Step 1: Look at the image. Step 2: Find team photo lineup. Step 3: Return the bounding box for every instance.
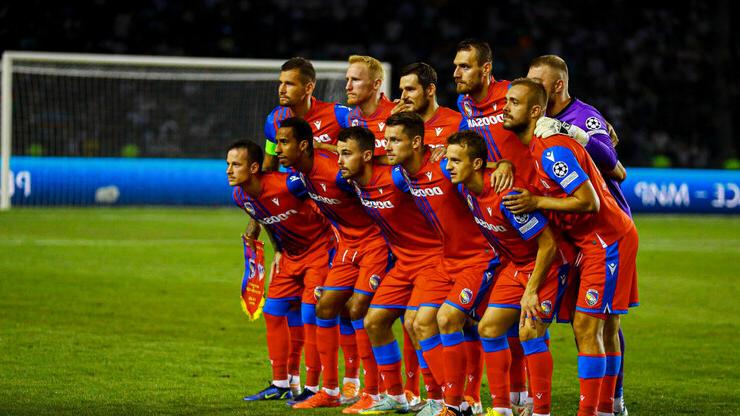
[227,39,637,416]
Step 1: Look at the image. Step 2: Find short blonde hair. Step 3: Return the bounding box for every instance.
[348,55,384,82]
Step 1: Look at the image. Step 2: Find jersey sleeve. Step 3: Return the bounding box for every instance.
[286,172,308,199]
[334,104,352,128]
[573,110,616,170]
[391,165,410,193]
[501,191,548,240]
[264,108,280,156]
[540,145,589,195]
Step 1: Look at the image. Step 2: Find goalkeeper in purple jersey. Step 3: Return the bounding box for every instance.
[527,55,631,218]
[527,55,631,416]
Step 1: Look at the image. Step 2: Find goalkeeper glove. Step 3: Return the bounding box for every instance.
[534,117,589,146]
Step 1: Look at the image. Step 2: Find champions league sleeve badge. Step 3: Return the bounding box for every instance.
[240,235,266,321]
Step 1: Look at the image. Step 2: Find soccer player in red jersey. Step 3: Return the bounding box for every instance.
[227,140,335,404]
[454,41,535,404]
[445,131,573,416]
[335,126,448,413]
[392,62,462,148]
[501,79,638,416]
[273,117,393,410]
[385,112,506,416]
[345,55,396,159]
[263,57,351,171]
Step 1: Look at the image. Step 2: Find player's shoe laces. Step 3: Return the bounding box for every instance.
[414,399,444,416]
[343,393,377,414]
[242,383,292,401]
[340,381,361,405]
[286,388,316,406]
[358,395,410,414]
[465,396,483,415]
[291,390,340,409]
[405,390,422,407]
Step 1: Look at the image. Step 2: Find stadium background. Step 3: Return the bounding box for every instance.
[1,1,738,415]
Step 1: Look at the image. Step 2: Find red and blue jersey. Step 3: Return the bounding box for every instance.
[458,169,549,266]
[353,164,443,264]
[458,79,537,186]
[424,106,462,148]
[264,96,351,155]
[297,150,385,249]
[400,151,495,272]
[232,172,331,256]
[347,94,396,156]
[530,134,634,249]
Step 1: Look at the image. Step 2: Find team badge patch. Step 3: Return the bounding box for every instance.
[459,288,473,305]
[243,202,256,216]
[585,289,599,307]
[463,101,473,117]
[540,300,553,316]
[313,286,323,301]
[585,117,602,130]
[369,274,381,291]
[552,161,569,178]
[513,213,530,224]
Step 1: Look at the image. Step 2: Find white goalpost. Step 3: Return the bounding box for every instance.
[0,51,392,209]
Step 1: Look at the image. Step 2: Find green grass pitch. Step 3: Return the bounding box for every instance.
[1,208,738,415]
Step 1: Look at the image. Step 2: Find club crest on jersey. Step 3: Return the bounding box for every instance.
[435,127,444,137]
[553,161,569,178]
[514,213,530,224]
[459,288,473,305]
[463,101,473,117]
[271,197,280,206]
[243,202,256,215]
[585,289,599,306]
[313,286,323,301]
[378,122,386,131]
[425,171,433,181]
[369,274,381,290]
[313,120,322,130]
[540,300,553,316]
[351,119,360,127]
[585,117,602,130]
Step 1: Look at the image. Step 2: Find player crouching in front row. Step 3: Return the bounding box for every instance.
[445,131,572,416]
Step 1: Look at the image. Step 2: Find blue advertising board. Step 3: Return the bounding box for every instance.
[7,157,740,213]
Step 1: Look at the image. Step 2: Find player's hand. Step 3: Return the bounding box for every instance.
[270,252,282,276]
[520,290,541,329]
[430,145,447,162]
[535,117,589,146]
[502,187,539,214]
[490,161,514,193]
[245,219,261,240]
[391,99,413,115]
[606,121,619,148]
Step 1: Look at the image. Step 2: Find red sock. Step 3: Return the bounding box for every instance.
[288,324,304,377]
[598,352,622,413]
[264,313,290,381]
[340,333,360,379]
[578,354,606,416]
[421,367,443,400]
[316,318,340,390]
[464,339,483,401]
[420,335,446,386]
[402,327,420,396]
[353,321,380,395]
[373,340,404,396]
[481,335,511,408]
[508,336,528,394]
[304,323,321,387]
[440,332,467,406]
[521,337,553,415]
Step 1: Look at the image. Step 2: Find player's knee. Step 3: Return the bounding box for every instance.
[518,325,539,342]
[403,317,416,339]
[573,314,604,352]
[478,317,507,339]
[413,312,437,339]
[436,308,463,333]
[347,298,370,321]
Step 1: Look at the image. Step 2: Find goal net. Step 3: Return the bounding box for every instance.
[1,52,392,208]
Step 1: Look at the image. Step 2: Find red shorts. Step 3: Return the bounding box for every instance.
[267,238,334,305]
[575,225,639,317]
[488,257,571,323]
[444,256,501,320]
[371,257,448,310]
[320,238,393,298]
